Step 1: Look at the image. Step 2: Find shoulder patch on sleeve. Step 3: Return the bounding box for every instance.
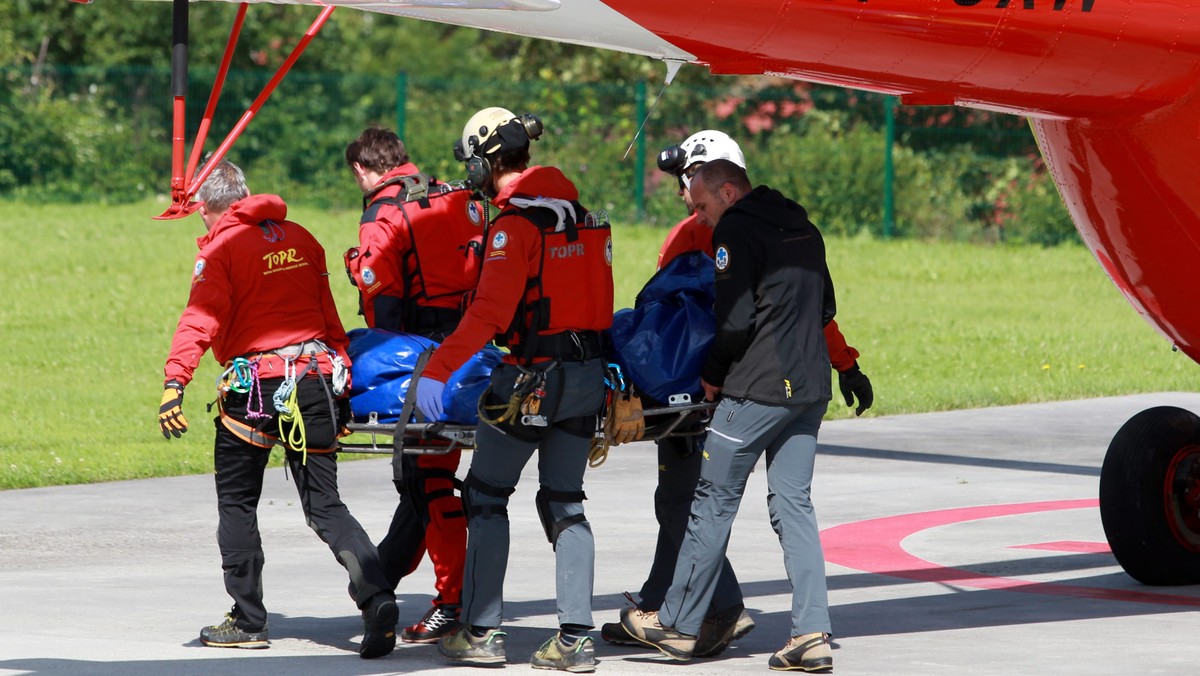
[714,245,730,271]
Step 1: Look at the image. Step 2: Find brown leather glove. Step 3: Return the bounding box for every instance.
[606,392,645,445]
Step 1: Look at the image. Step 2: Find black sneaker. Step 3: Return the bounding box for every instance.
[732,609,756,640]
[402,604,462,644]
[530,632,597,672]
[200,612,269,649]
[600,621,642,647]
[359,592,399,659]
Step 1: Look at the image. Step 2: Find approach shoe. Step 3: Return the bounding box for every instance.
[359,591,399,659]
[600,621,643,647]
[530,632,597,672]
[618,607,696,661]
[768,632,833,672]
[694,603,745,657]
[199,612,269,649]
[438,626,507,665]
[402,604,462,644]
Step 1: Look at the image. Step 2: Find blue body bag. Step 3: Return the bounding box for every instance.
[606,251,716,405]
[346,328,503,424]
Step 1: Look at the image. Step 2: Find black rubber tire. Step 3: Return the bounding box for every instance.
[1099,406,1200,585]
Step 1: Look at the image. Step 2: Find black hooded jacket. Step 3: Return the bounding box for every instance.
[699,185,835,405]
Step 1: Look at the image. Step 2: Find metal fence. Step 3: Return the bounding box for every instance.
[3,65,1068,242]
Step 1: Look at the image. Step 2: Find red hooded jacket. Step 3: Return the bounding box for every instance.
[164,194,351,386]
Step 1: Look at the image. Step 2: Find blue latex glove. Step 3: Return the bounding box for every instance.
[415,377,446,421]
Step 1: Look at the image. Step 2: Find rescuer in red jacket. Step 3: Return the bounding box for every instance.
[343,127,485,644]
[600,130,874,657]
[157,159,398,659]
[417,107,612,673]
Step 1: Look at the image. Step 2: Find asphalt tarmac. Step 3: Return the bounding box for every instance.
[3,392,1199,675]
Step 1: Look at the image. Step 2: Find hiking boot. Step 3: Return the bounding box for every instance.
[359,591,399,659]
[768,632,833,672]
[199,611,269,649]
[402,604,462,644]
[694,603,744,657]
[530,632,597,672]
[599,621,643,647]
[438,626,507,665]
[618,607,696,661]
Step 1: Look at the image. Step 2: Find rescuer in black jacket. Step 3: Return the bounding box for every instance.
[700,180,835,407]
[620,159,837,673]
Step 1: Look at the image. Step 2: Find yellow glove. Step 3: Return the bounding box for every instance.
[158,380,188,439]
[606,392,645,446]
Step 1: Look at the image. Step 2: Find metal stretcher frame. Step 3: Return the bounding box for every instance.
[338,401,718,455]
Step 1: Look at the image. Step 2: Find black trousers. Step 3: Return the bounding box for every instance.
[214,376,390,630]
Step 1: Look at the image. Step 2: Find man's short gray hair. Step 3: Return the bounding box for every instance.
[195,159,249,214]
[692,158,751,195]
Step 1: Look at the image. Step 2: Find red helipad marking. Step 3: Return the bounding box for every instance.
[1010,540,1111,554]
[821,499,1200,607]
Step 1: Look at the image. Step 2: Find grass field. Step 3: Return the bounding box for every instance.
[1,198,1195,490]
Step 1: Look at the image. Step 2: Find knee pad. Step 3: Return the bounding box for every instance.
[461,471,515,521]
[535,485,588,550]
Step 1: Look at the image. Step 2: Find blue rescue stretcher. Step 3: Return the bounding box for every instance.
[338,333,715,456]
[338,253,721,456]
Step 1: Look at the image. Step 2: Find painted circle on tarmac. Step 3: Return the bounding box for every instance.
[821,499,1200,607]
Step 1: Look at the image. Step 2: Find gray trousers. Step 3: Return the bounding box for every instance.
[638,434,743,614]
[459,359,604,630]
[658,396,831,638]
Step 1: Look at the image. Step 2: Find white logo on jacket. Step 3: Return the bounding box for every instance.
[715,246,730,271]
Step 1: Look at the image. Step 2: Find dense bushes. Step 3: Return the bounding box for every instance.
[0,64,1076,245]
[1,69,157,203]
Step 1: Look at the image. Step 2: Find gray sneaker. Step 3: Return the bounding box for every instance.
[768,632,833,672]
[531,633,597,672]
[438,626,507,665]
[618,607,696,661]
[199,612,269,649]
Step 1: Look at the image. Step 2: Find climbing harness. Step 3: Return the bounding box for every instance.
[213,340,348,463]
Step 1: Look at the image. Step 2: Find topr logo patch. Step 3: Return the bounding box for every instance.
[362,267,376,286]
[467,200,483,225]
[715,245,730,271]
[194,258,206,277]
[605,236,613,266]
[492,230,508,250]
